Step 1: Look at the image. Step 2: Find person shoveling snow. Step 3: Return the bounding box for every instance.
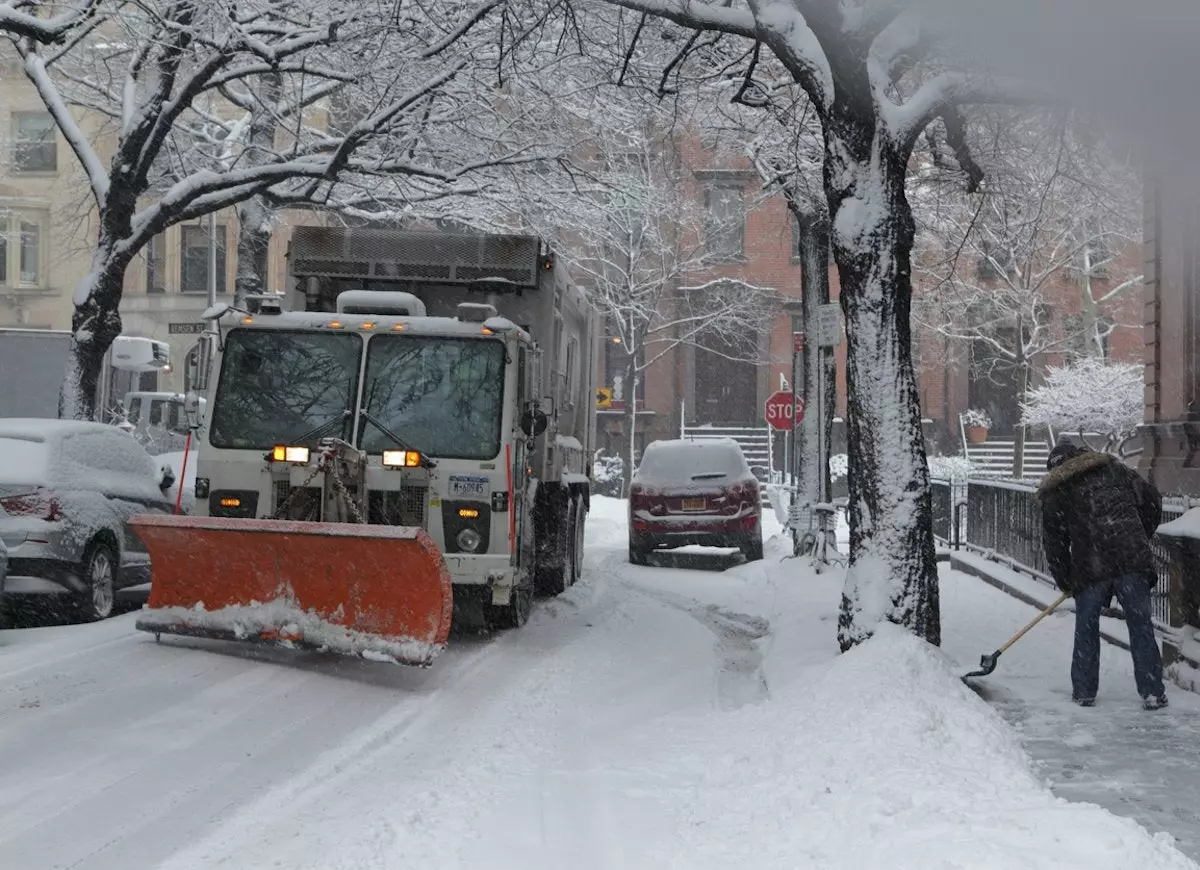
[1038,443,1166,709]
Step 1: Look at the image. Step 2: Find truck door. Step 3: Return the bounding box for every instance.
[511,345,540,568]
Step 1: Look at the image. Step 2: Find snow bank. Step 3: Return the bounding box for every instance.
[1159,507,1200,542]
[616,625,1195,870]
[139,598,442,666]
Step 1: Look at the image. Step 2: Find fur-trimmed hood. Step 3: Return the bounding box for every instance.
[1036,451,1114,497]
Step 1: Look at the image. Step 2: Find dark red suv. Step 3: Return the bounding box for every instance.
[628,438,763,564]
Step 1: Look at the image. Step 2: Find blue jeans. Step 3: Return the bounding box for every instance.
[1073,574,1165,701]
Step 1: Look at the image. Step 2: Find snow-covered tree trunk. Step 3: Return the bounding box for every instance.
[60,248,134,419]
[827,114,939,651]
[235,200,274,307]
[622,359,638,495]
[233,71,282,307]
[792,208,834,512]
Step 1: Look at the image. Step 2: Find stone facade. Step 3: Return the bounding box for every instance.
[1141,179,1200,495]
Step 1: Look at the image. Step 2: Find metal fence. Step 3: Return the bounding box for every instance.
[933,476,1190,629]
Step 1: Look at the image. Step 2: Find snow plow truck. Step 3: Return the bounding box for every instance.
[133,228,599,665]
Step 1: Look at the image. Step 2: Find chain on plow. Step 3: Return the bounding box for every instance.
[329,465,365,524]
[271,438,364,523]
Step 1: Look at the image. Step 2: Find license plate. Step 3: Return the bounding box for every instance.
[449,475,489,498]
[682,497,706,511]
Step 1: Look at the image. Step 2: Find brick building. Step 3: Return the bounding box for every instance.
[594,137,1145,468]
[1141,180,1200,494]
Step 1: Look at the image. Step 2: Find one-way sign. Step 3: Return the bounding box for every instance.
[168,322,205,335]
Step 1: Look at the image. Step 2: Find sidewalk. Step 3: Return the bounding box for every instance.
[941,566,1200,861]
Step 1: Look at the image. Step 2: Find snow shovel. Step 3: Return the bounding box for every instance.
[962,591,1070,681]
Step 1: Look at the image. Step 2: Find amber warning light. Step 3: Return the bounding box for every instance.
[382,450,422,468]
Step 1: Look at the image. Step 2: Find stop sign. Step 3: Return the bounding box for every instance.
[765,390,803,431]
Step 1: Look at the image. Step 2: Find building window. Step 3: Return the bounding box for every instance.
[705,185,744,260]
[0,210,47,286]
[12,112,56,173]
[180,224,226,294]
[146,233,166,294]
[19,221,38,283]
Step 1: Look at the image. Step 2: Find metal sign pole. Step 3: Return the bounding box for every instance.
[792,332,804,488]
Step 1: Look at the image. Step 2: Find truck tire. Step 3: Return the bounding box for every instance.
[487,576,532,630]
[534,516,571,597]
[569,498,586,585]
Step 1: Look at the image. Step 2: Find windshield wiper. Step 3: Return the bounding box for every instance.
[262,410,351,459]
[691,472,727,481]
[358,410,437,469]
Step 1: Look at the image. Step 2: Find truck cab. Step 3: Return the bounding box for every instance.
[188,229,597,627]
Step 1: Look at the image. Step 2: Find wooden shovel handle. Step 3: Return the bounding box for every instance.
[996,591,1070,655]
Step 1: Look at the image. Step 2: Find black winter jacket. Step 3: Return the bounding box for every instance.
[1037,452,1162,594]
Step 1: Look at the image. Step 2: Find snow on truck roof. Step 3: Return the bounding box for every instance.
[229,311,529,340]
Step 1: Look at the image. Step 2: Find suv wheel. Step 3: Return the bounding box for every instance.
[740,534,764,563]
[80,540,117,622]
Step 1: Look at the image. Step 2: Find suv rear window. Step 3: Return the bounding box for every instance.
[635,440,749,484]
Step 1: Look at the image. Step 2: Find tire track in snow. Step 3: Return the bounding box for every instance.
[152,636,509,870]
[609,551,772,710]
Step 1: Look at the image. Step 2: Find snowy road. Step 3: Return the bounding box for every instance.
[0,502,791,870]
[1,500,1194,870]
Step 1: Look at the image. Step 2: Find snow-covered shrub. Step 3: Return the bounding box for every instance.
[1021,358,1143,451]
[928,454,973,482]
[829,453,848,482]
[962,408,991,429]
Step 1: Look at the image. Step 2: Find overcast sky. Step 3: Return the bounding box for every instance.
[910,0,1200,174]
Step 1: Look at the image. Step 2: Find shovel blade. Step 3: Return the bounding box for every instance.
[962,650,1001,681]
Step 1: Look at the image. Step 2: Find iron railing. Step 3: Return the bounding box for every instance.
[940,477,1190,630]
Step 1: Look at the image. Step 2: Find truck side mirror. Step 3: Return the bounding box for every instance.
[521,407,548,438]
[188,334,215,393]
[183,390,204,431]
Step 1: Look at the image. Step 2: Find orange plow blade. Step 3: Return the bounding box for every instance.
[131,515,453,666]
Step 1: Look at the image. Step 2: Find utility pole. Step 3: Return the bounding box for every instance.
[207,211,219,309]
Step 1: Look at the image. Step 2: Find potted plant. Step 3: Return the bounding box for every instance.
[963,409,991,444]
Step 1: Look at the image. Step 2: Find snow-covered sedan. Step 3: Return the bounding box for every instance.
[628,438,763,564]
[0,419,177,622]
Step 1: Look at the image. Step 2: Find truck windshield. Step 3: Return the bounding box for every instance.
[361,335,506,460]
[209,329,362,450]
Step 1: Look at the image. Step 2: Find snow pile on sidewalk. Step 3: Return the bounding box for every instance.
[138,598,442,666]
[617,623,1195,870]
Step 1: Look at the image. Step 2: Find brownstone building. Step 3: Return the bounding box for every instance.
[1142,180,1200,495]
[596,137,1145,470]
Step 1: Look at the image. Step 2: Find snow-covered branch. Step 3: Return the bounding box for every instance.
[0,0,97,44]
[1021,358,1143,449]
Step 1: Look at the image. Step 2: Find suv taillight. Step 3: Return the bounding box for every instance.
[0,490,62,521]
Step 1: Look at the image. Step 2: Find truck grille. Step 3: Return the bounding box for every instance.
[272,481,321,520]
[368,487,427,527]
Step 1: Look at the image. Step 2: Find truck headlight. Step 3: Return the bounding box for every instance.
[456,528,482,553]
[272,445,310,464]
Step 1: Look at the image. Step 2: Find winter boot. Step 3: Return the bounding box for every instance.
[1143,694,1169,711]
